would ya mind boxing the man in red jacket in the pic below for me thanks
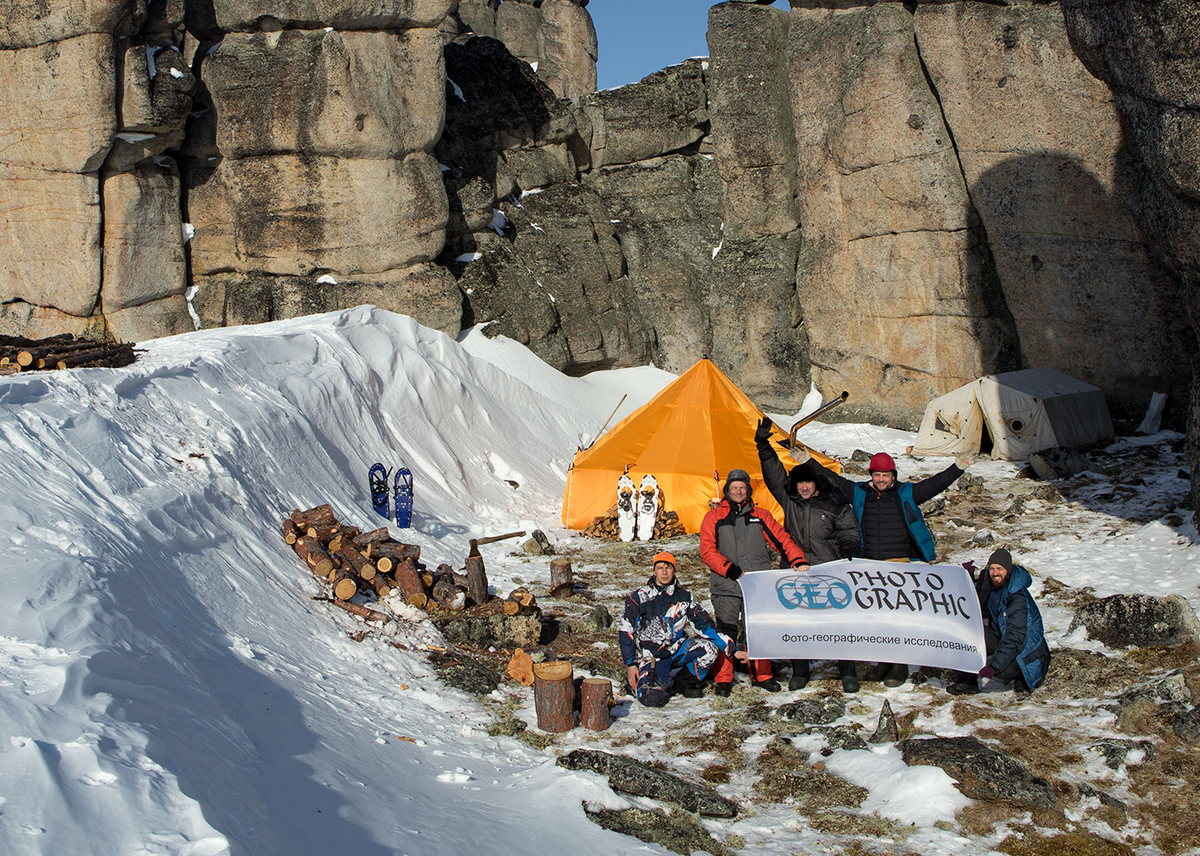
[701,469,808,695]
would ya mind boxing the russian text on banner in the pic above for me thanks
[737,558,986,672]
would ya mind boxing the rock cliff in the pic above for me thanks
[0,0,1195,454]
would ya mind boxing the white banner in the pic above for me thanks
[736,559,986,672]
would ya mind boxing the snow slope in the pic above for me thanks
[0,308,667,855]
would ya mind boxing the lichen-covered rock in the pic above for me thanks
[1068,594,1200,648]
[1174,707,1200,744]
[105,294,194,342]
[433,611,541,650]
[578,59,708,169]
[869,698,899,744]
[900,735,1056,808]
[778,694,846,725]
[558,749,740,817]
[428,650,500,695]
[584,805,733,856]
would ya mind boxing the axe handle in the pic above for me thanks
[473,530,527,548]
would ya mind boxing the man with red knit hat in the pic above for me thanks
[799,448,969,686]
[701,469,809,695]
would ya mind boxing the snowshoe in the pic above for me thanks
[636,474,659,541]
[617,474,636,543]
[369,463,389,519]
[394,467,413,528]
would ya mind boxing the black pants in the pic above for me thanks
[984,623,1023,683]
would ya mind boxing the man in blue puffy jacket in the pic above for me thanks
[948,548,1051,695]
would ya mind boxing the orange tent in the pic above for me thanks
[561,358,841,533]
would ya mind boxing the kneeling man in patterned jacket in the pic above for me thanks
[618,551,746,707]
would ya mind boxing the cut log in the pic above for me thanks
[507,648,534,686]
[374,556,394,573]
[351,527,391,548]
[465,554,488,607]
[406,592,429,610]
[533,661,575,733]
[549,558,573,596]
[502,600,520,616]
[294,536,333,576]
[52,345,131,370]
[580,678,614,731]
[393,557,425,602]
[314,595,390,624]
[291,504,336,529]
[420,571,435,588]
[509,587,536,608]
[331,571,359,601]
[281,518,299,545]
[369,541,421,562]
[306,523,340,543]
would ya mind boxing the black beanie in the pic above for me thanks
[987,549,1013,572]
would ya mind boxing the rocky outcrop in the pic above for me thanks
[1068,593,1200,648]
[1058,0,1200,505]
[558,749,740,817]
[900,735,1057,809]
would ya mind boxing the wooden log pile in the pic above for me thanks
[0,333,138,374]
[582,489,686,540]
[284,504,541,619]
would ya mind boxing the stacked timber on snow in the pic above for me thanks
[283,504,542,619]
[0,334,137,376]
[583,490,686,540]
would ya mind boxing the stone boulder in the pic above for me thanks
[778,694,847,725]
[578,59,708,169]
[495,0,596,100]
[900,735,1056,809]
[558,749,740,817]
[1068,593,1200,648]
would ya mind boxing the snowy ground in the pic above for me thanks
[1,308,1196,855]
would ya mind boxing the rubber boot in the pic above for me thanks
[883,663,908,688]
[839,660,860,694]
[788,659,810,691]
[865,662,891,682]
[674,668,703,699]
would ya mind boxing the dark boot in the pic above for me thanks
[788,659,810,691]
[753,677,782,693]
[947,671,979,695]
[674,668,703,699]
[839,661,859,694]
[883,663,908,688]
[865,662,892,682]
[714,682,733,697]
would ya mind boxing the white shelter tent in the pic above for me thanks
[911,368,1115,461]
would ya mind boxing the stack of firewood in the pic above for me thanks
[582,490,686,540]
[283,504,540,617]
[0,333,137,376]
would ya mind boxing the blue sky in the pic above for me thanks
[589,0,790,90]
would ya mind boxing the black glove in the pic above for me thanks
[725,563,743,581]
[755,415,773,441]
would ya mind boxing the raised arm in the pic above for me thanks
[911,460,965,505]
[755,416,790,506]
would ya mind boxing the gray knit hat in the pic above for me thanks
[723,469,752,497]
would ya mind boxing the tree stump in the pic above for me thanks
[580,678,614,731]
[533,660,575,732]
[549,558,574,597]
[465,554,488,607]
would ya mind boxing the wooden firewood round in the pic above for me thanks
[549,558,573,596]
[532,660,575,733]
[331,571,358,601]
[580,678,614,731]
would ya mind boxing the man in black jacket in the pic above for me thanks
[797,445,968,686]
[756,416,861,692]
